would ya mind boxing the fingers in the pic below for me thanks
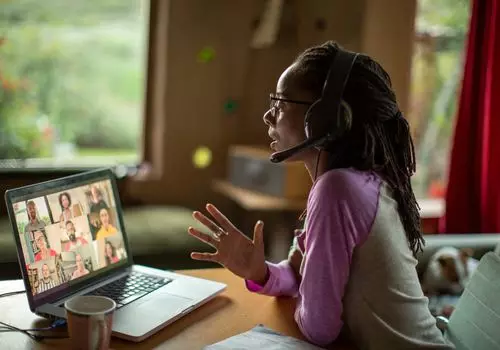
[289,248,303,262]
[205,203,238,233]
[188,227,219,248]
[252,220,264,249]
[193,210,226,236]
[190,252,218,263]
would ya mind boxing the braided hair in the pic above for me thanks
[293,41,424,256]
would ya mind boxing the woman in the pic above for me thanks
[187,42,454,349]
[71,253,90,279]
[89,185,108,214]
[58,192,73,225]
[33,230,57,262]
[104,241,120,265]
[95,207,117,240]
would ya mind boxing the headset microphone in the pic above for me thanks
[269,135,328,163]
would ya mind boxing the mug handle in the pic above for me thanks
[91,315,108,350]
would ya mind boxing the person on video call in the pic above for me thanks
[95,207,117,240]
[38,263,58,293]
[89,185,108,214]
[104,240,120,265]
[55,253,67,283]
[28,267,39,295]
[24,200,46,234]
[62,220,88,252]
[187,42,453,349]
[71,253,90,279]
[34,230,57,262]
[58,192,73,222]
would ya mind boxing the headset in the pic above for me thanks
[270,48,359,163]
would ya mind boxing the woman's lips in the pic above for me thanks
[268,130,278,140]
[267,130,278,150]
[268,130,278,149]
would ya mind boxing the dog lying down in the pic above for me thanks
[422,246,479,296]
[422,247,480,317]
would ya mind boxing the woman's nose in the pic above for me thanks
[263,109,274,126]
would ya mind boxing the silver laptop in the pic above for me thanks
[4,168,226,342]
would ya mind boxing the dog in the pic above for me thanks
[422,247,479,296]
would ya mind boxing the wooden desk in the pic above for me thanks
[0,268,354,350]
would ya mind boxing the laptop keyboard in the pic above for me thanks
[86,271,173,309]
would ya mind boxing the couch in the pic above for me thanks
[0,205,212,280]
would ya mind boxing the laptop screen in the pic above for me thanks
[9,175,128,299]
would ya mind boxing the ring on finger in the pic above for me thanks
[214,227,228,239]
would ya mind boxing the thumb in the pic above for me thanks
[253,220,265,250]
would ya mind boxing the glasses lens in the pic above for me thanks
[269,95,279,116]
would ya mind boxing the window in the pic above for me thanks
[408,0,471,199]
[0,0,149,169]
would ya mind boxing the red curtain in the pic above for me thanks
[440,0,500,233]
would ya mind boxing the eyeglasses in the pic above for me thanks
[269,93,312,115]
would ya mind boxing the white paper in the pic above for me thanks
[203,325,326,350]
[0,279,25,295]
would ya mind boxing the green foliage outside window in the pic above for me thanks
[0,0,146,164]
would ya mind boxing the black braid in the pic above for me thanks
[293,41,424,256]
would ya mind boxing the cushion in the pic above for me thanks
[123,205,208,256]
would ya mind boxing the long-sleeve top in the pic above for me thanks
[246,168,455,349]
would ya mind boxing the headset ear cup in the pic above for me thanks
[304,102,318,139]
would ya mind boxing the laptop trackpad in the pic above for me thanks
[113,292,193,338]
[135,292,193,314]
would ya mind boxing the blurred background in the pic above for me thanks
[0,0,486,276]
[0,0,470,199]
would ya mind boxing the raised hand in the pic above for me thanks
[188,203,268,284]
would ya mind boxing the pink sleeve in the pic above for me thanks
[294,170,380,346]
[245,260,299,297]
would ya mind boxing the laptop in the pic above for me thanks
[4,168,226,342]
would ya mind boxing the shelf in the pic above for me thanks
[212,180,307,211]
[212,179,445,219]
